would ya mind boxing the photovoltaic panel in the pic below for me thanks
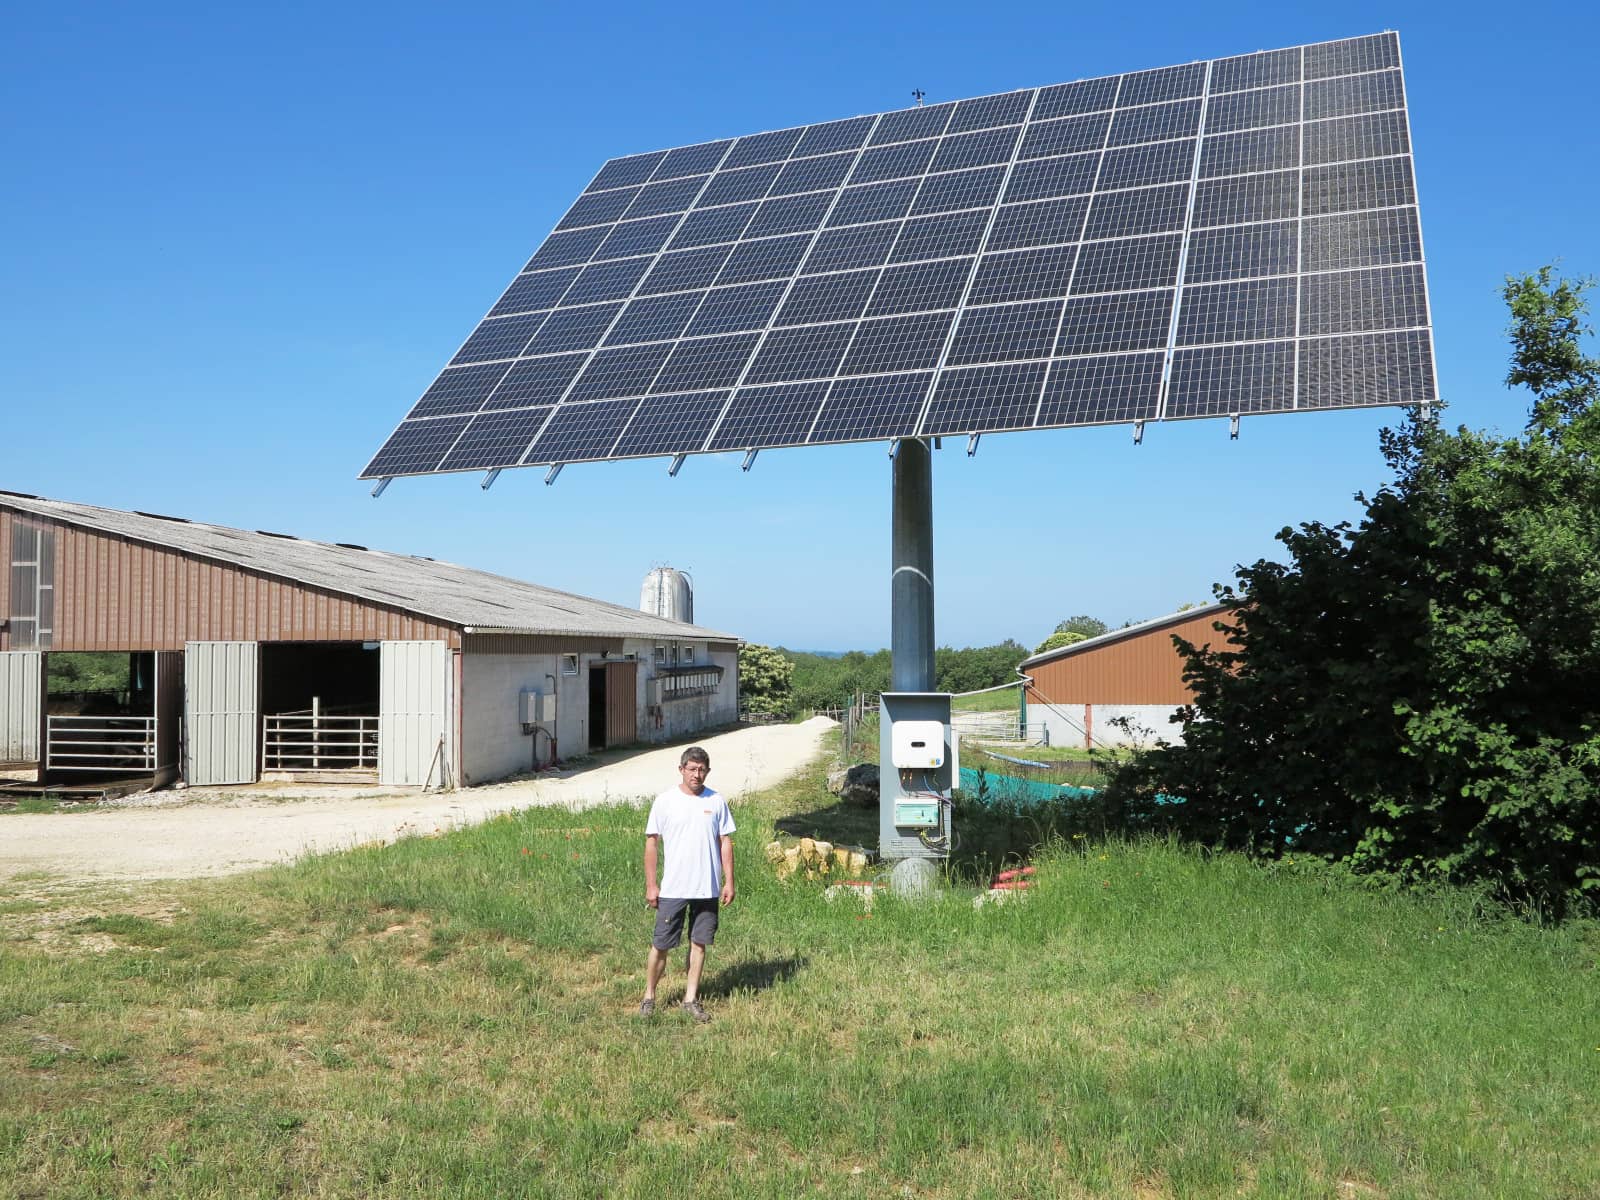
[363,31,1436,479]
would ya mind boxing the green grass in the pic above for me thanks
[3,752,1598,1198]
[951,688,1024,713]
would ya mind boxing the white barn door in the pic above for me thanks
[184,641,259,785]
[0,651,43,764]
[379,641,450,786]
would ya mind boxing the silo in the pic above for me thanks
[640,566,694,624]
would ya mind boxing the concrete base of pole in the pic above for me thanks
[888,857,940,900]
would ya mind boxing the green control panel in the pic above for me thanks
[893,801,940,828]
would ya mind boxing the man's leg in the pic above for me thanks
[683,941,707,1004]
[644,945,668,1002]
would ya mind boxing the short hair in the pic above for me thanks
[679,746,710,768]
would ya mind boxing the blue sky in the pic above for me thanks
[4,1,1595,651]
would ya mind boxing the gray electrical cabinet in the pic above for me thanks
[879,692,957,859]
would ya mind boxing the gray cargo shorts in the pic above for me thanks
[652,897,719,949]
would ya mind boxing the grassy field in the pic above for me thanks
[4,751,1598,1198]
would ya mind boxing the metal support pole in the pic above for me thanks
[891,437,935,693]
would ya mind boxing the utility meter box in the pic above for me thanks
[879,692,957,859]
[891,721,946,769]
[519,689,554,726]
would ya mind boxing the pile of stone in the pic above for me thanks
[765,837,871,881]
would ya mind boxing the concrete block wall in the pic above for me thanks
[459,651,580,784]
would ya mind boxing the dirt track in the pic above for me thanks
[0,719,833,886]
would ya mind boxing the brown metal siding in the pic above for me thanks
[1026,610,1234,705]
[605,661,638,745]
[0,509,460,652]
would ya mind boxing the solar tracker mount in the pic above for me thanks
[361,30,1436,482]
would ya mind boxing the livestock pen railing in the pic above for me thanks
[262,713,378,771]
[45,715,157,773]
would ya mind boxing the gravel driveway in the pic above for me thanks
[0,719,834,886]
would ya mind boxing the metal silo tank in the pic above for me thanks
[640,566,693,624]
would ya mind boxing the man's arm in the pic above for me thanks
[719,834,735,905]
[644,834,661,908]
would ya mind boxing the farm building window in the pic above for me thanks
[561,654,579,676]
[682,645,696,664]
[659,664,723,701]
[8,521,54,650]
[653,645,667,665]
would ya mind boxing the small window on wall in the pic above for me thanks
[682,646,696,665]
[561,653,579,676]
[653,645,667,665]
[8,521,55,650]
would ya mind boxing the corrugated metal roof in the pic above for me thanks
[0,491,737,642]
[1018,602,1233,670]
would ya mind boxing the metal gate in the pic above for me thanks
[605,660,638,747]
[184,641,259,785]
[379,641,450,787]
[0,650,43,764]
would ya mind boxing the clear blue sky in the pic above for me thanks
[4,1,1594,651]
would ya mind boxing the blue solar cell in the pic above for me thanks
[640,245,733,295]
[868,258,972,316]
[949,90,1033,132]
[1206,85,1301,134]
[1303,156,1415,216]
[931,126,1021,172]
[483,354,588,409]
[723,127,805,169]
[1304,110,1409,166]
[1168,341,1295,416]
[1058,289,1174,354]
[451,313,546,365]
[588,151,667,192]
[1303,33,1398,80]
[747,191,833,238]
[828,179,920,226]
[1038,352,1163,426]
[744,322,856,384]
[911,166,1005,215]
[1099,139,1195,189]
[625,175,707,219]
[988,196,1090,251]
[1177,277,1297,345]
[1301,208,1421,272]
[1210,47,1300,93]
[769,152,854,196]
[775,270,879,326]
[604,292,704,347]
[870,102,955,145]
[838,311,953,376]
[1033,76,1119,121]
[707,381,831,450]
[411,362,513,417]
[1019,113,1111,160]
[794,115,875,157]
[1184,221,1299,284]
[1200,126,1299,178]
[1191,171,1298,227]
[1305,69,1404,121]
[921,361,1049,434]
[568,342,674,401]
[653,140,733,180]
[564,256,653,305]
[522,302,623,355]
[491,268,579,317]
[1298,328,1432,409]
[803,222,901,274]
[524,226,608,271]
[1109,99,1201,147]
[1082,183,1189,240]
[1004,153,1099,202]
[811,372,931,443]
[1299,264,1428,336]
[364,415,473,476]
[969,244,1079,305]
[1071,234,1181,294]
[1119,62,1206,106]
[557,188,639,230]
[851,139,939,184]
[686,281,787,337]
[593,215,680,261]
[524,397,639,463]
[697,162,782,207]
[652,332,760,392]
[612,390,732,458]
[439,406,555,471]
[716,234,811,285]
[892,210,989,264]
[948,300,1063,365]
[670,203,757,250]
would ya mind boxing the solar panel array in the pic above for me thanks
[362,31,1435,479]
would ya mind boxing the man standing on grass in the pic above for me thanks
[640,746,735,1023]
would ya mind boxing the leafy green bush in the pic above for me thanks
[1102,267,1600,917]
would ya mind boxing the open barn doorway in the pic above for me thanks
[259,642,380,780]
[43,651,179,786]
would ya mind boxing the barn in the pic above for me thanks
[0,492,739,789]
[1018,603,1233,749]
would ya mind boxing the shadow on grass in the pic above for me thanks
[702,954,809,999]
[773,801,877,848]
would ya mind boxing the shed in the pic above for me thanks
[0,492,739,789]
[1018,602,1234,749]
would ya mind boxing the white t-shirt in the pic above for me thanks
[645,785,736,899]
